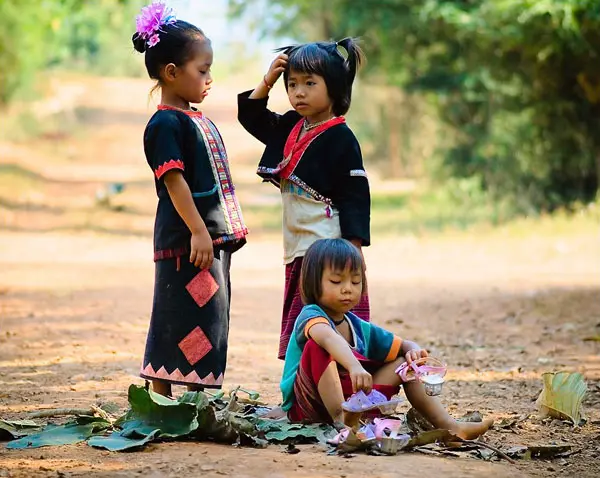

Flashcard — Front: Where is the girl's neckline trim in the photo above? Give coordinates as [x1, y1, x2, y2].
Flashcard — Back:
[157, 104, 203, 117]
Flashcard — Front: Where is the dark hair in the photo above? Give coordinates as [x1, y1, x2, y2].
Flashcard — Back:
[276, 38, 364, 116]
[132, 20, 208, 81]
[300, 238, 367, 305]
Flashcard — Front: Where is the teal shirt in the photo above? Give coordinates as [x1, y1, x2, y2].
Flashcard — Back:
[280, 304, 402, 412]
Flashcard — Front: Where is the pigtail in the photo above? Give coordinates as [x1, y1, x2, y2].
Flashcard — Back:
[274, 45, 296, 55]
[336, 37, 365, 86]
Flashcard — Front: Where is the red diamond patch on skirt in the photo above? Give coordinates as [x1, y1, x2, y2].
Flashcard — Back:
[185, 269, 219, 308]
[178, 326, 213, 365]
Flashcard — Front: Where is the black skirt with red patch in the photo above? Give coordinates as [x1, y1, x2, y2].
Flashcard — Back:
[140, 250, 231, 388]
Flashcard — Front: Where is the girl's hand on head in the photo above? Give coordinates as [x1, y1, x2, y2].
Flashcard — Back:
[190, 231, 214, 270]
[265, 53, 288, 86]
[405, 348, 428, 365]
[349, 364, 373, 394]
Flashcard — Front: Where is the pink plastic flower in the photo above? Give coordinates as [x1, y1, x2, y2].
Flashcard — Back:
[135, 1, 176, 48]
[147, 33, 161, 48]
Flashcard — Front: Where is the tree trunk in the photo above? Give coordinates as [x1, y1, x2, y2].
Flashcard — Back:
[388, 90, 402, 178]
[596, 152, 600, 197]
[320, 1, 333, 39]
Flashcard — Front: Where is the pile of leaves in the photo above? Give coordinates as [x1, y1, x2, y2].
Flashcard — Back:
[1, 378, 586, 464]
[0, 385, 335, 451]
[0, 387, 514, 463]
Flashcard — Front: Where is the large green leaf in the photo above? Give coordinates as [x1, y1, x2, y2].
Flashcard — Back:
[6, 419, 110, 449]
[88, 429, 160, 451]
[177, 391, 210, 411]
[0, 419, 42, 441]
[115, 385, 199, 438]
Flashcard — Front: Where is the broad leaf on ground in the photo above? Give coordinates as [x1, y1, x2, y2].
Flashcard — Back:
[6, 419, 110, 449]
[88, 429, 161, 451]
[0, 419, 42, 441]
[537, 372, 587, 425]
[115, 385, 199, 439]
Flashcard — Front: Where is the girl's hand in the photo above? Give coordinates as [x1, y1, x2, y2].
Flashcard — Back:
[349, 364, 373, 394]
[190, 231, 214, 269]
[265, 53, 288, 86]
[405, 348, 429, 365]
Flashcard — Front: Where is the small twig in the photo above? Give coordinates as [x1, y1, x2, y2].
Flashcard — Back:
[28, 408, 95, 419]
[458, 438, 516, 464]
[236, 397, 267, 406]
[28, 406, 115, 423]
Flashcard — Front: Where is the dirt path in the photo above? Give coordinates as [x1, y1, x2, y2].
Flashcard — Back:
[0, 228, 599, 477]
[1, 75, 599, 477]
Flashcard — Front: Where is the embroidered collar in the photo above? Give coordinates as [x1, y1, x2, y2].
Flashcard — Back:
[157, 104, 204, 117]
[276, 116, 345, 179]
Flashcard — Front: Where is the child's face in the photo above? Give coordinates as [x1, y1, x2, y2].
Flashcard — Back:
[287, 69, 332, 119]
[169, 40, 213, 105]
[319, 264, 362, 316]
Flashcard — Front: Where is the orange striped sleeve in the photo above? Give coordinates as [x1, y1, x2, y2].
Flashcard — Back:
[304, 317, 330, 339]
[384, 335, 403, 362]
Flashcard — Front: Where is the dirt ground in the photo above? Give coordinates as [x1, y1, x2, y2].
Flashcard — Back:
[1, 76, 599, 477]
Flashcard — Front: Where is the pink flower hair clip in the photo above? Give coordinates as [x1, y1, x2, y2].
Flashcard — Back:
[135, 1, 177, 49]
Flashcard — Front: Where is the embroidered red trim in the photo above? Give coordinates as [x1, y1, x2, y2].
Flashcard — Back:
[154, 246, 189, 262]
[158, 104, 204, 117]
[278, 116, 346, 179]
[155, 159, 184, 179]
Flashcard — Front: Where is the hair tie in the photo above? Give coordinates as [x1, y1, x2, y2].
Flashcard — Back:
[135, 1, 177, 48]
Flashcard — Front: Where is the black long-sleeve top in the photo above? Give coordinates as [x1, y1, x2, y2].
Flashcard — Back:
[237, 90, 371, 246]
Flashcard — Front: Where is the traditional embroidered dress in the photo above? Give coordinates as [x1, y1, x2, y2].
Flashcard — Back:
[238, 91, 371, 359]
[281, 304, 403, 423]
[140, 105, 248, 388]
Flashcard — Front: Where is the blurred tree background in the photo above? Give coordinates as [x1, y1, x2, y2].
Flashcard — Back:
[0, 0, 598, 226]
[0, 0, 144, 105]
[230, 0, 600, 217]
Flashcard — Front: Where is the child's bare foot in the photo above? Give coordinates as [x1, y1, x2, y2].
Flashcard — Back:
[450, 418, 494, 440]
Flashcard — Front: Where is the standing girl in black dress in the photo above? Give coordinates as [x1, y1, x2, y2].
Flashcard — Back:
[133, 2, 247, 396]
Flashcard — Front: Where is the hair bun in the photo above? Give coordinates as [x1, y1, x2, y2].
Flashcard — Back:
[132, 33, 147, 53]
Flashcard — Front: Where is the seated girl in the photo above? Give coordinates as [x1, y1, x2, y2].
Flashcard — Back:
[280, 238, 493, 439]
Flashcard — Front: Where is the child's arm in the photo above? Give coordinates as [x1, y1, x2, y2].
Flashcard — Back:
[249, 53, 288, 100]
[163, 171, 214, 270]
[238, 54, 290, 145]
[401, 339, 429, 364]
[333, 135, 371, 248]
[308, 323, 373, 393]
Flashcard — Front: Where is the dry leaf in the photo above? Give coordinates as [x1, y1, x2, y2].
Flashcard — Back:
[536, 372, 587, 425]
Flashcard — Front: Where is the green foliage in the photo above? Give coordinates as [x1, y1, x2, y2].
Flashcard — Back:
[0, 1, 61, 104]
[49, 0, 146, 77]
[0, 0, 143, 105]
[230, 0, 600, 212]
[114, 385, 200, 439]
[88, 385, 334, 451]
